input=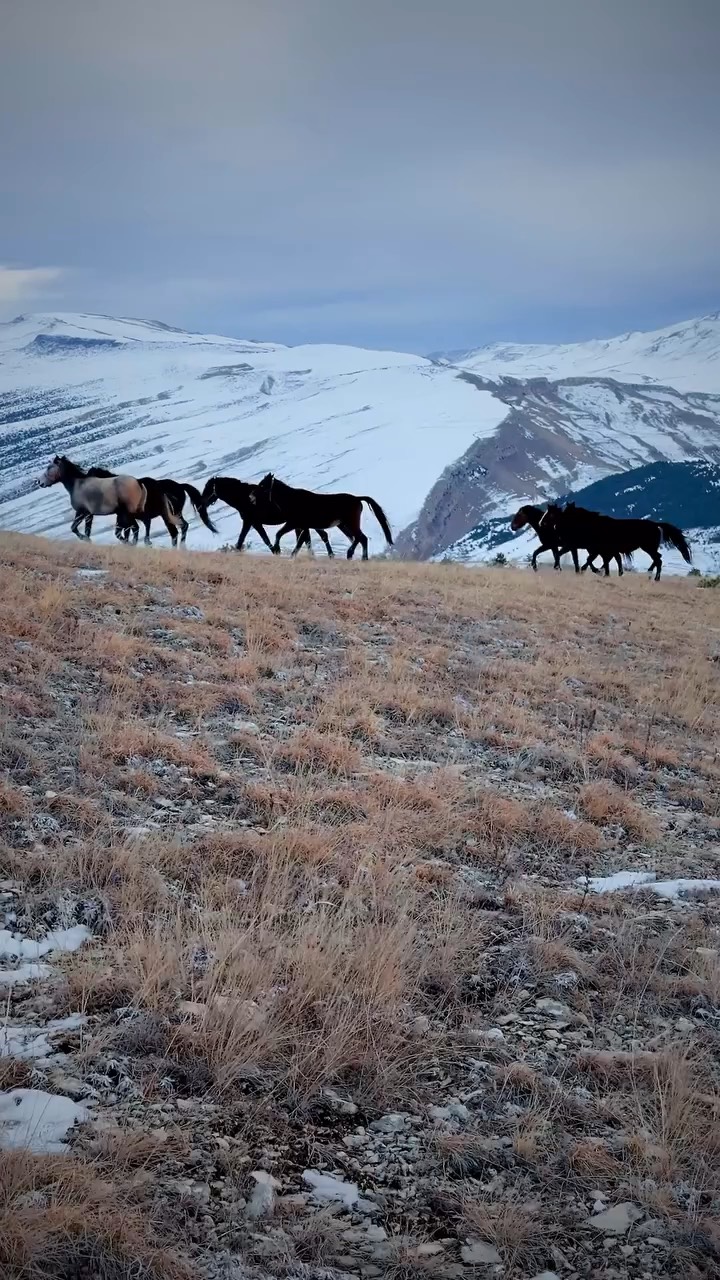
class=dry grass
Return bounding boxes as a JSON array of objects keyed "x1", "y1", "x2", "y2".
[
  {"x1": 2, "y1": 534, "x2": 720, "y2": 1278},
  {"x1": 0, "y1": 1150, "x2": 192, "y2": 1280}
]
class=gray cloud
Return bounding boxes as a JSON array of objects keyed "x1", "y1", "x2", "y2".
[{"x1": 1, "y1": 0, "x2": 718, "y2": 347}]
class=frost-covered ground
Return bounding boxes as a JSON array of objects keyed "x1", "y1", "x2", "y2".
[{"x1": 2, "y1": 539, "x2": 720, "y2": 1278}]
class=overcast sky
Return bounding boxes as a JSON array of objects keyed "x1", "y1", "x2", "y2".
[{"x1": 1, "y1": 0, "x2": 718, "y2": 351}]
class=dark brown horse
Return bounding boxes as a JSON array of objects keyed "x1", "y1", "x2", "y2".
[
  {"x1": 511, "y1": 503, "x2": 623, "y2": 574},
  {"x1": 85, "y1": 470, "x2": 217, "y2": 546},
  {"x1": 256, "y1": 474, "x2": 393, "y2": 560},
  {"x1": 200, "y1": 476, "x2": 327, "y2": 555},
  {"x1": 540, "y1": 503, "x2": 691, "y2": 580}
]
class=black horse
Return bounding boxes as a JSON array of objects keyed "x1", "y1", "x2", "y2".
[
  {"x1": 540, "y1": 503, "x2": 691, "y2": 581},
  {"x1": 256, "y1": 474, "x2": 393, "y2": 560},
  {"x1": 200, "y1": 476, "x2": 326, "y2": 555},
  {"x1": 511, "y1": 503, "x2": 623, "y2": 575},
  {"x1": 511, "y1": 504, "x2": 580, "y2": 572},
  {"x1": 85, "y1": 470, "x2": 217, "y2": 546}
]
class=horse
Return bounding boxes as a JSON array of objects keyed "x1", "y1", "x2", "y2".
[
  {"x1": 36, "y1": 455, "x2": 174, "y2": 543},
  {"x1": 511, "y1": 504, "x2": 580, "y2": 572},
  {"x1": 84, "y1": 470, "x2": 217, "y2": 546},
  {"x1": 540, "y1": 503, "x2": 691, "y2": 581},
  {"x1": 256, "y1": 474, "x2": 393, "y2": 560},
  {"x1": 200, "y1": 476, "x2": 326, "y2": 555},
  {"x1": 511, "y1": 503, "x2": 623, "y2": 575}
]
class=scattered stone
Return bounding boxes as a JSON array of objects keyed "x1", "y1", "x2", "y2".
[
  {"x1": 323, "y1": 1087, "x2": 358, "y2": 1115},
  {"x1": 585, "y1": 1202, "x2": 643, "y2": 1233},
  {"x1": 246, "y1": 1170, "x2": 281, "y2": 1220},
  {"x1": 461, "y1": 1241, "x2": 502, "y2": 1265},
  {"x1": 535, "y1": 998, "x2": 572, "y2": 1018},
  {"x1": 370, "y1": 1112, "x2": 408, "y2": 1135},
  {"x1": 413, "y1": 1014, "x2": 431, "y2": 1037}
]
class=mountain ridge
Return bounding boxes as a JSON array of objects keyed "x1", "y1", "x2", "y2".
[{"x1": 1, "y1": 309, "x2": 719, "y2": 557}]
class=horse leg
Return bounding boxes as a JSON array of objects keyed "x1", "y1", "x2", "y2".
[
  {"x1": 652, "y1": 552, "x2": 662, "y2": 581},
  {"x1": 252, "y1": 523, "x2": 279, "y2": 555},
  {"x1": 180, "y1": 514, "x2": 189, "y2": 544},
  {"x1": 236, "y1": 518, "x2": 252, "y2": 551},
  {"x1": 157, "y1": 510, "x2": 179, "y2": 547},
  {"x1": 616, "y1": 554, "x2": 623, "y2": 576},
  {"x1": 273, "y1": 522, "x2": 296, "y2": 554},
  {"x1": 316, "y1": 529, "x2": 334, "y2": 557},
  {"x1": 290, "y1": 531, "x2": 308, "y2": 557},
  {"x1": 84, "y1": 512, "x2": 93, "y2": 539},
  {"x1": 571, "y1": 547, "x2": 580, "y2": 574},
  {"x1": 358, "y1": 529, "x2": 369, "y2": 561},
  {"x1": 71, "y1": 509, "x2": 90, "y2": 540}
]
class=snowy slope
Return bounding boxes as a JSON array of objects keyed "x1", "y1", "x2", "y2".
[
  {"x1": 0, "y1": 313, "x2": 508, "y2": 551},
  {"x1": 439, "y1": 313, "x2": 720, "y2": 393}
]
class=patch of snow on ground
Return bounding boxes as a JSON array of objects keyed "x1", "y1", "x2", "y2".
[
  {"x1": 0, "y1": 924, "x2": 91, "y2": 961},
  {"x1": 302, "y1": 1170, "x2": 359, "y2": 1207},
  {"x1": 1, "y1": 1013, "x2": 87, "y2": 1060},
  {"x1": 0, "y1": 962, "x2": 52, "y2": 987},
  {"x1": 580, "y1": 871, "x2": 720, "y2": 904},
  {"x1": 0, "y1": 1088, "x2": 89, "y2": 1153}
]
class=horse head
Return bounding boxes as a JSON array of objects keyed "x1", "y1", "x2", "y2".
[
  {"x1": 201, "y1": 477, "x2": 218, "y2": 506},
  {"x1": 38, "y1": 457, "x2": 64, "y2": 488},
  {"x1": 511, "y1": 504, "x2": 535, "y2": 532}
]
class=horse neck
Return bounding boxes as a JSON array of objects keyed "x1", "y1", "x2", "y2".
[{"x1": 60, "y1": 463, "x2": 85, "y2": 494}]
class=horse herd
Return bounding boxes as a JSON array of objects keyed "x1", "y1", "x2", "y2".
[
  {"x1": 511, "y1": 503, "x2": 692, "y2": 580},
  {"x1": 36, "y1": 456, "x2": 394, "y2": 559},
  {"x1": 36, "y1": 455, "x2": 692, "y2": 580}
]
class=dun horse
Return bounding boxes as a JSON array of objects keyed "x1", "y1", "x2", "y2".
[
  {"x1": 256, "y1": 473, "x2": 393, "y2": 560},
  {"x1": 511, "y1": 504, "x2": 623, "y2": 575},
  {"x1": 36, "y1": 456, "x2": 177, "y2": 542},
  {"x1": 200, "y1": 476, "x2": 324, "y2": 554},
  {"x1": 84, "y1": 470, "x2": 217, "y2": 546},
  {"x1": 540, "y1": 503, "x2": 691, "y2": 581}
]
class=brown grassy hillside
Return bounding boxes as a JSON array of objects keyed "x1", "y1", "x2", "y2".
[{"x1": 1, "y1": 534, "x2": 720, "y2": 1280}]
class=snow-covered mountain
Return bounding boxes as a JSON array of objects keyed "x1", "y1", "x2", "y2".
[
  {"x1": 434, "y1": 312, "x2": 720, "y2": 393},
  {"x1": 0, "y1": 313, "x2": 507, "y2": 550},
  {"x1": 1, "y1": 309, "x2": 719, "y2": 559}
]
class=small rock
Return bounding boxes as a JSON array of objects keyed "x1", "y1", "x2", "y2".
[
  {"x1": 529, "y1": 1273, "x2": 561, "y2": 1280},
  {"x1": 413, "y1": 1015, "x2": 431, "y2": 1037},
  {"x1": 323, "y1": 1087, "x2": 358, "y2": 1115},
  {"x1": 415, "y1": 1242, "x2": 445, "y2": 1257},
  {"x1": 674, "y1": 1017, "x2": 695, "y2": 1033},
  {"x1": 246, "y1": 1170, "x2": 281, "y2": 1220},
  {"x1": 461, "y1": 1241, "x2": 502, "y2": 1265},
  {"x1": 696, "y1": 947, "x2": 718, "y2": 959},
  {"x1": 535, "y1": 998, "x2": 571, "y2": 1018},
  {"x1": 585, "y1": 1202, "x2": 643, "y2": 1233},
  {"x1": 370, "y1": 1112, "x2": 408, "y2": 1135},
  {"x1": 428, "y1": 1105, "x2": 451, "y2": 1123}
]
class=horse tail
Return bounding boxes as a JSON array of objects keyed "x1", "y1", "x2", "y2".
[
  {"x1": 181, "y1": 483, "x2": 218, "y2": 533},
  {"x1": 658, "y1": 521, "x2": 692, "y2": 563},
  {"x1": 360, "y1": 497, "x2": 393, "y2": 546}
]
